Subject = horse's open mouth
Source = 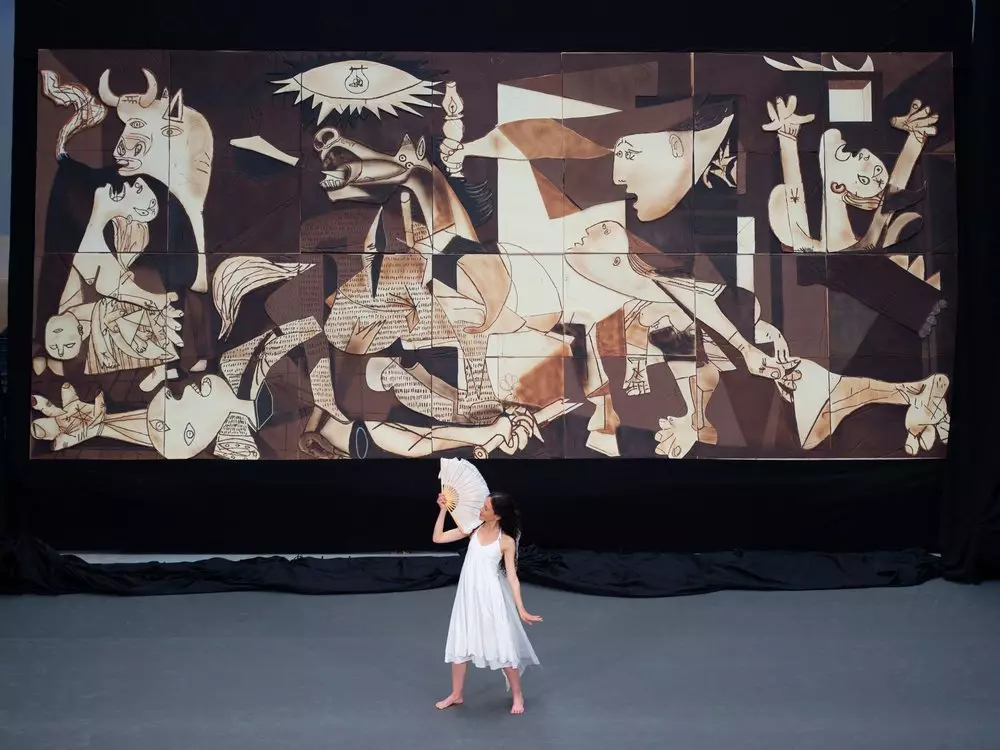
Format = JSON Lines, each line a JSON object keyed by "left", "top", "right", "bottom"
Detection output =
{"left": 320, "top": 168, "right": 350, "bottom": 191}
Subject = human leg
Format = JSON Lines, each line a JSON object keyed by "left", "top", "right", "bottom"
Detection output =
{"left": 503, "top": 667, "right": 525, "bottom": 715}
{"left": 436, "top": 662, "right": 468, "bottom": 709}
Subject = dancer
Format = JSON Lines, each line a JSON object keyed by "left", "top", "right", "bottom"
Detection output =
{"left": 433, "top": 492, "right": 542, "bottom": 715}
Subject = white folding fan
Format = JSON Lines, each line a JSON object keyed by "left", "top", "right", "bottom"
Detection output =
{"left": 439, "top": 457, "right": 490, "bottom": 535}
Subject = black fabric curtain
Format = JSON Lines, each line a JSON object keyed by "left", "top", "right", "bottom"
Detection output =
{"left": 0, "top": 358, "right": 8, "bottom": 539}
{"left": 0, "top": 536, "right": 941, "bottom": 598}
{"left": 2, "top": 0, "right": 996, "bottom": 597}
{"left": 938, "top": 0, "right": 1000, "bottom": 584}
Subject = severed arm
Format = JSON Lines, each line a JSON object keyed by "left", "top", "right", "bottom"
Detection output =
{"left": 30, "top": 384, "right": 153, "bottom": 451}
{"left": 97, "top": 409, "right": 155, "bottom": 447}
{"left": 449, "top": 119, "right": 611, "bottom": 164}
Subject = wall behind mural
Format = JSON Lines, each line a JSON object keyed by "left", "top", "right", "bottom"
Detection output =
{"left": 28, "top": 51, "right": 956, "bottom": 461}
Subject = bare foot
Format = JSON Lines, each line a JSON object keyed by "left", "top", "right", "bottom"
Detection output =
{"left": 743, "top": 347, "right": 801, "bottom": 384}
{"left": 435, "top": 694, "right": 464, "bottom": 710}
{"left": 654, "top": 415, "right": 699, "bottom": 458}
{"left": 903, "top": 374, "right": 950, "bottom": 455}
{"left": 623, "top": 356, "right": 651, "bottom": 396}
{"left": 511, "top": 695, "right": 525, "bottom": 715}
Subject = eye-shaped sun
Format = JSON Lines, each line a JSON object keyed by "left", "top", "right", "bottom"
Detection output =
{"left": 273, "top": 60, "right": 441, "bottom": 124}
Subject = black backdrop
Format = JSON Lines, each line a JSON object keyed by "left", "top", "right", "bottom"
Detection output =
{"left": 3, "top": 0, "right": 997, "bottom": 592}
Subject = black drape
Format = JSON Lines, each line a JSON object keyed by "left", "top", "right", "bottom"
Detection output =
{"left": 0, "top": 352, "right": 7, "bottom": 539}
{"left": 3, "top": 0, "right": 994, "bottom": 597}
{"left": 939, "top": 0, "right": 1000, "bottom": 583}
{"left": 1, "top": 536, "right": 940, "bottom": 598}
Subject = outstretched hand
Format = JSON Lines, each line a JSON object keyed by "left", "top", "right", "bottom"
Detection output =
{"left": 495, "top": 407, "right": 541, "bottom": 456}
{"left": 519, "top": 609, "right": 543, "bottom": 625}
{"left": 903, "top": 374, "right": 950, "bottom": 456}
{"left": 762, "top": 96, "right": 815, "bottom": 139}
{"left": 891, "top": 99, "right": 939, "bottom": 144}
{"left": 30, "top": 383, "right": 107, "bottom": 451}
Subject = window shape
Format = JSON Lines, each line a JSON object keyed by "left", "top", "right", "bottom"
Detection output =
{"left": 828, "top": 79, "right": 873, "bottom": 122}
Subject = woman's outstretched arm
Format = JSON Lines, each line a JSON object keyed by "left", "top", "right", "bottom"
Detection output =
{"left": 432, "top": 495, "right": 470, "bottom": 544}
{"left": 501, "top": 538, "right": 542, "bottom": 624}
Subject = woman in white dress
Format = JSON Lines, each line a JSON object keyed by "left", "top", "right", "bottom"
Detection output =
{"left": 432, "top": 491, "right": 543, "bottom": 715}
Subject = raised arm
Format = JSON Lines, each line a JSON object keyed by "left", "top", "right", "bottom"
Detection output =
{"left": 852, "top": 99, "right": 939, "bottom": 250}
{"left": 441, "top": 119, "right": 610, "bottom": 171}
{"left": 432, "top": 496, "right": 470, "bottom": 544}
{"left": 501, "top": 537, "right": 542, "bottom": 624}
{"left": 886, "top": 99, "right": 938, "bottom": 193}
{"left": 763, "top": 96, "right": 818, "bottom": 250}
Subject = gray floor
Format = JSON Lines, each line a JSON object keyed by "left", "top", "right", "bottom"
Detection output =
{"left": 2, "top": 579, "right": 999, "bottom": 750}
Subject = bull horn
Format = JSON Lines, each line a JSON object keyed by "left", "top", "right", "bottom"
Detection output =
{"left": 98, "top": 69, "right": 119, "bottom": 107}
{"left": 139, "top": 69, "right": 158, "bottom": 108}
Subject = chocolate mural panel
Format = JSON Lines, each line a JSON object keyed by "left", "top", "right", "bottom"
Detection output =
{"left": 29, "top": 51, "right": 954, "bottom": 460}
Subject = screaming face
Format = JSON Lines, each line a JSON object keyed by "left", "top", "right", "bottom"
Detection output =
{"left": 100, "top": 178, "right": 159, "bottom": 222}
{"left": 821, "top": 129, "right": 888, "bottom": 203}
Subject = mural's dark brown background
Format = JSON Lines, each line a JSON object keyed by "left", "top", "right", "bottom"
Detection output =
{"left": 28, "top": 50, "right": 956, "bottom": 462}
{"left": 4, "top": 0, "right": 996, "bottom": 582}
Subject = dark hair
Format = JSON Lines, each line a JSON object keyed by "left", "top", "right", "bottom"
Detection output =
{"left": 489, "top": 491, "right": 521, "bottom": 572}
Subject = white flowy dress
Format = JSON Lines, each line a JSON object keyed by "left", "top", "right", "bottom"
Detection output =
{"left": 444, "top": 529, "right": 540, "bottom": 685}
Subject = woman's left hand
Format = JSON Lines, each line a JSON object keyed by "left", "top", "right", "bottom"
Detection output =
{"left": 519, "top": 609, "right": 543, "bottom": 625}
{"left": 891, "top": 99, "right": 938, "bottom": 144}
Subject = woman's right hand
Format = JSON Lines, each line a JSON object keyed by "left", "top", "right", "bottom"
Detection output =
{"left": 437, "top": 493, "right": 448, "bottom": 511}
{"left": 762, "top": 96, "right": 815, "bottom": 140}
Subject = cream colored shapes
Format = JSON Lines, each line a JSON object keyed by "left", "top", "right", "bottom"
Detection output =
{"left": 736, "top": 216, "right": 756, "bottom": 293}
{"left": 212, "top": 256, "right": 315, "bottom": 341}
{"left": 888, "top": 254, "right": 943, "bottom": 289}
{"left": 763, "top": 55, "right": 874, "bottom": 73}
{"left": 829, "top": 80, "right": 873, "bottom": 123}
{"left": 273, "top": 60, "right": 440, "bottom": 123}
{"left": 230, "top": 136, "right": 300, "bottom": 166}
{"left": 496, "top": 83, "right": 619, "bottom": 126}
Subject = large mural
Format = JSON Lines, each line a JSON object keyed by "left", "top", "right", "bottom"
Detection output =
{"left": 28, "top": 51, "right": 955, "bottom": 460}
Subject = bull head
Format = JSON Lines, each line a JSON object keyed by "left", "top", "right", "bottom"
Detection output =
{"left": 99, "top": 68, "right": 215, "bottom": 293}
{"left": 99, "top": 69, "right": 164, "bottom": 180}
